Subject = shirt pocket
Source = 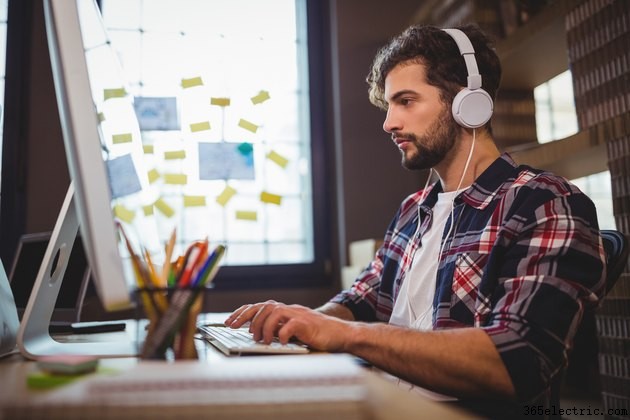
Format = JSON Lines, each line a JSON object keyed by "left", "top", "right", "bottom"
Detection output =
{"left": 452, "top": 251, "right": 492, "bottom": 327}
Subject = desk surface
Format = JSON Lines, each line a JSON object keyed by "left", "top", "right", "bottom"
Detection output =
{"left": 0, "top": 316, "right": 475, "bottom": 420}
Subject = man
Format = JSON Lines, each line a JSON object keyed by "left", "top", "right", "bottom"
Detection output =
{"left": 225, "top": 24, "right": 605, "bottom": 413}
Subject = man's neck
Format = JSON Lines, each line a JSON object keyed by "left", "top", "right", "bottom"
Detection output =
{"left": 434, "top": 130, "right": 500, "bottom": 192}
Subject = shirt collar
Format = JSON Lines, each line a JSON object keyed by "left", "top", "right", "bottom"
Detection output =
{"left": 419, "top": 152, "right": 518, "bottom": 212}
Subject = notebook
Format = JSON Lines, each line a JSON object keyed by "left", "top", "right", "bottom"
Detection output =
{"left": 2, "top": 354, "right": 367, "bottom": 419}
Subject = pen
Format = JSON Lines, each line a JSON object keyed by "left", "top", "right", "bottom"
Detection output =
{"left": 178, "top": 239, "right": 209, "bottom": 287}
{"left": 192, "top": 244, "right": 226, "bottom": 287}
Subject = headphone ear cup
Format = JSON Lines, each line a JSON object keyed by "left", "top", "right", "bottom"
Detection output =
{"left": 451, "top": 88, "right": 493, "bottom": 128}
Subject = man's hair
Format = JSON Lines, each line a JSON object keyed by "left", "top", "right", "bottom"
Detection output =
{"left": 366, "top": 24, "right": 501, "bottom": 130}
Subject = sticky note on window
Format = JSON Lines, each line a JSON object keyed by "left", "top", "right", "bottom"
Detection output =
{"left": 251, "top": 90, "right": 270, "bottom": 104}
{"left": 260, "top": 191, "right": 282, "bottom": 205}
{"left": 199, "top": 143, "right": 255, "bottom": 181}
{"left": 112, "top": 133, "right": 133, "bottom": 144}
{"left": 216, "top": 185, "right": 237, "bottom": 206}
{"left": 113, "top": 204, "right": 136, "bottom": 224}
{"left": 183, "top": 195, "right": 206, "bottom": 207}
{"left": 148, "top": 169, "right": 160, "bottom": 184}
{"left": 164, "top": 173, "right": 188, "bottom": 185}
{"left": 104, "top": 87, "right": 126, "bottom": 101}
{"left": 143, "top": 205, "right": 154, "bottom": 216}
{"left": 236, "top": 210, "right": 257, "bottom": 221}
{"left": 164, "top": 150, "right": 186, "bottom": 160}
{"left": 143, "top": 145, "right": 154, "bottom": 154}
{"left": 267, "top": 150, "right": 289, "bottom": 168}
{"left": 238, "top": 119, "right": 258, "bottom": 133}
{"left": 190, "top": 121, "right": 211, "bottom": 132}
{"left": 106, "top": 154, "right": 142, "bottom": 199}
{"left": 211, "top": 97, "right": 231, "bottom": 106}
{"left": 154, "top": 198, "right": 175, "bottom": 218}
{"left": 181, "top": 76, "right": 203, "bottom": 88}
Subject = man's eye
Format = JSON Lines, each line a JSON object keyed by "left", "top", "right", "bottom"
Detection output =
{"left": 400, "top": 98, "right": 411, "bottom": 106}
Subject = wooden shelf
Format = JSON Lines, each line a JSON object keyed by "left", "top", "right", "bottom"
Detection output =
{"left": 509, "top": 131, "right": 607, "bottom": 180}
{"left": 507, "top": 113, "right": 630, "bottom": 180}
{"left": 496, "top": 0, "right": 572, "bottom": 89}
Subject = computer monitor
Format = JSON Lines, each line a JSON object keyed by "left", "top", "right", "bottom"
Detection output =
{"left": 18, "top": 0, "right": 158, "bottom": 358}
{"left": 9, "top": 232, "right": 90, "bottom": 322}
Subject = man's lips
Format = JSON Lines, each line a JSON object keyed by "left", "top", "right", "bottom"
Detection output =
{"left": 393, "top": 136, "right": 413, "bottom": 148}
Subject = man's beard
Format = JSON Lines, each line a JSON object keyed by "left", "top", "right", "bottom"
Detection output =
{"left": 398, "top": 108, "right": 460, "bottom": 171}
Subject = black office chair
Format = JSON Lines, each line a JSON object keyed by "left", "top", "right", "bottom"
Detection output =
{"left": 600, "top": 229, "right": 629, "bottom": 293}
{"left": 550, "top": 229, "right": 629, "bottom": 419}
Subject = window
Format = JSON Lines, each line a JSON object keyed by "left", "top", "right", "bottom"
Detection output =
{"left": 100, "top": 0, "right": 329, "bottom": 288}
{"left": 0, "top": 0, "right": 8, "bottom": 181}
{"left": 534, "top": 70, "right": 615, "bottom": 230}
{"left": 534, "top": 71, "right": 578, "bottom": 144}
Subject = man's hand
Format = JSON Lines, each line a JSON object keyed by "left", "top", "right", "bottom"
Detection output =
{"left": 224, "top": 300, "right": 351, "bottom": 352}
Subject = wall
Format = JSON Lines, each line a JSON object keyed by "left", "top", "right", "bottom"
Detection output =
{"left": 330, "top": 0, "right": 425, "bottom": 265}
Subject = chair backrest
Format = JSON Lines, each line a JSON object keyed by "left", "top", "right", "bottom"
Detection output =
{"left": 600, "top": 229, "right": 629, "bottom": 293}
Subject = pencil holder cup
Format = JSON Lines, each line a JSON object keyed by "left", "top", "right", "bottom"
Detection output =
{"left": 134, "top": 286, "right": 208, "bottom": 361}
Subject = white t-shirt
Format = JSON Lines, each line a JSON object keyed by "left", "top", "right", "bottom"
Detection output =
{"left": 389, "top": 189, "right": 460, "bottom": 330}
{"left": 388, "top": 189, "right": 461, "bottom": 401}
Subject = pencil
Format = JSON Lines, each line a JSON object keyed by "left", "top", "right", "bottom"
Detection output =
{"left": 161, "top": 228, "right": 177, "bottom": 287}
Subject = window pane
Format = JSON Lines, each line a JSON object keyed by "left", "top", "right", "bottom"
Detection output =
{"left": 534, "top": 70, "right": 578, "bottom": 144}
{"left": 571, "top": 171, "right": 616, "bottom": 230}
{"left": 101, "top": 0, "right": 314, "bottom": 267}
{"left": 0, "top": 0, "right": 8, "bottom": 170}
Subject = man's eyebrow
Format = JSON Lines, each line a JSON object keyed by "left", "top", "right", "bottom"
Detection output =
{"left": 387, "top": 89, "right": 418, "bottom": 103}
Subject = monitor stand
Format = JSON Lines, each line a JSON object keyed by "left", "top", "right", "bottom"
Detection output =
{"left": 17, "top": 183, "right": 140, "bottom": 359}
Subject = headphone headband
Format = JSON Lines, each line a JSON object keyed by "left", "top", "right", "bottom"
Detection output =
{"left": 441, "top": 28, "right": 493, "bottom": 128}
{"left": 442, "top": 28, "right": 482, "bottom": 90}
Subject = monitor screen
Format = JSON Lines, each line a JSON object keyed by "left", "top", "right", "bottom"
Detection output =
{"left": 9, "top": 232, "right": 90, "bottom": 319}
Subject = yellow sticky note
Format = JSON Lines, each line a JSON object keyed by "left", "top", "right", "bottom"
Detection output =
{"left": 267, "top": 150, "right": 289, "bottom": 168}
{"left": 260, "top": 191, "right": 282, "bottom": 205}
{"left": 148, "top": 169, "right": 160, "bottom": 184}
{"left": 181, "top": 76, "right": 203, "bottom": 88}
{"left": 211, "top": 97, "right": 231, "bottom": 106}
{"left": 183, "top": 195, "right": 206, "bottom": 207}
{"left": 164, "top": 150, "right": 186, "bottom": 160}
{"left": 97, "top": 112, "right": 106, "bottom": 122}
{"left": 154, "top": 198, "right": 175, "bottom": 218}
{"left": 236, "top": 210, "right": 257, "bottom": 221}
{"left": 143, "top": 145, "right": 154, "bottom": 154}
{"left": 112, "top": 133, "right": 133, "bottom": 144}
{"left": 113, "top": 204, "right": 135, "bottom": 224}
{"left": 216, "top": 186, "right": 237, "bottom": 207}
{"left": 143, "top": 205, "right": 154, "bottom": 216}
{"left": 104, "top": 88, "right": 126, "bottom": 100}
{"left": 251, "top": 90, "right": 270, "bottom": 104}
{"left": 190, "top": 121, "right": 211, "bottom": 132}
{"left": 238, "top": 119, "right": 258, "bottom": 133}
{"left": 164, "top": 173, "right": 188, "bottom": 185}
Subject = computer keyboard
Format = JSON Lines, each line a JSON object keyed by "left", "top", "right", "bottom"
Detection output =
{"left": 198, "top": 324, "right": 309, "bottom": 356}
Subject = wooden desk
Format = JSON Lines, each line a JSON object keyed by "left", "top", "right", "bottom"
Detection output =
{"left": 0, "top": 318, "right": 475, "bottom": 420}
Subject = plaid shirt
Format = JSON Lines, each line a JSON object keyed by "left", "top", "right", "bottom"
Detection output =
{"left": 331, "top": 153, "right": 606, "bottom": 402}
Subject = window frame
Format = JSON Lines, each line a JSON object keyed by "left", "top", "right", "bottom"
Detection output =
{"left": 211, "top": 0, "right": 333, "bottom": 290}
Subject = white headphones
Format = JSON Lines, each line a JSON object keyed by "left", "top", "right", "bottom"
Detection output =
{"left": 442, "top": 28, "right": 493, "bottom": 129}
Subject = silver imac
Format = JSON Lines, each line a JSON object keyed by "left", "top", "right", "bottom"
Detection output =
{"left": 18, "top": 0, "right": 157, "bottom": 358}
